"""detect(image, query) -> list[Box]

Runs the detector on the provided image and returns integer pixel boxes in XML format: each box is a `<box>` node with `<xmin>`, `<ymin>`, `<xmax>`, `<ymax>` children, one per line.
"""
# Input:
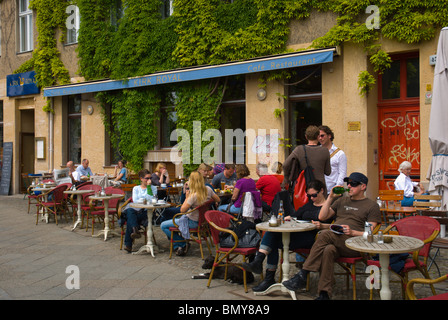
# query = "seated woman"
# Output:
<box><xmin>110</xmin><ymin>160</ymin><xmax>127</xmax><ymax>187</ymax></box>
<box><xmin>394</xmin><ymin>161</ymin><xmax>425</xmax><ymax>207</ymax></box>
<box><xmin>160</xmin><ymin>171</ymin><xmax>220</xmax><ymax>256</ymax></box>
<box><xmin>242</xmin><ymin>180</ymin><xmax>333</xmax><ymax>292</ymax></box>
<box><xmin>122</xmin><ymin>169</ymin><xmax>157</xmax><ymax>253</ymax></box>
<box><xmin>217</xmin><ymin>164</ymin><xmax>256</xmax><ymax>215</ymax></box>
<box><xmin>151</xmin><ymin>162</ymin><xmax>170</xmax><ymax>200</ymax></box>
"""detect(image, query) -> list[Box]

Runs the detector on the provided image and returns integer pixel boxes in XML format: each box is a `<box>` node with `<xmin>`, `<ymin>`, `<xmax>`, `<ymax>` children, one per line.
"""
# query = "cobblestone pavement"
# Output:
<box><xmin>0</xmin><ymin>194</ymin><xmax>447</xmax><ymax>301</ymax></box>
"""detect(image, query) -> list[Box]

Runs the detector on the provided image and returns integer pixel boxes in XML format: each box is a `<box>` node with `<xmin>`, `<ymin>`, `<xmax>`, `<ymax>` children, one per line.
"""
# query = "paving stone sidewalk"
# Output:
<box><xmin>0</xmin><ymin>194</ymin><xmax>446</xmax><ymax>301</ymax></box>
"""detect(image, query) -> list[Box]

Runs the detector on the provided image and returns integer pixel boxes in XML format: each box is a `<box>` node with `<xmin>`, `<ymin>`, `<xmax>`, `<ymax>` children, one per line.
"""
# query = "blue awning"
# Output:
<box><xmin>43</xmin><ymin>47</ymin><xmax>337</xmax><ymax>97</ymax></box>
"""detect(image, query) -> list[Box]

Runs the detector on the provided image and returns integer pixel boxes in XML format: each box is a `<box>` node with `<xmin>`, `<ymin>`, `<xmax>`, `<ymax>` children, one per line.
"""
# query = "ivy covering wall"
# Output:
<box><xmin>20</xmin><ymin>0</ymin><xmax>448</xmax><ymax>173</ymax></box>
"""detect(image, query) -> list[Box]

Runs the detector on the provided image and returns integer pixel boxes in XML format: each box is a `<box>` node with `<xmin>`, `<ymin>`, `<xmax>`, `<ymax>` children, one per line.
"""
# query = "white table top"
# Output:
<box><xmin>345</xmin><ymin>235</ymin><xmax>424</xmax><ymax>254</ymax></box>
<box><xmin>64</xmin><ymin>189</ymin><xmax>94</xmax><ymax>194</ymax></box>
<box><xmin>89</xmin><ymin>194</ymin><xmax>124</xmax><ymax>201</ymax></box>
<box><xmin>256</xmin><ymin>220</ymin><xmax>316</xmax><ymax>233</ymax></box>
<box><xmin>129</xmin><ymin>202</ymin><xmax>171</xmax><ymax>209</ymax></box>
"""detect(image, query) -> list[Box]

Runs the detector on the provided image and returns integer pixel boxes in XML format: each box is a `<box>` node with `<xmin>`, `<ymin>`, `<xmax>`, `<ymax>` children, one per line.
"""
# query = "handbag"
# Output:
<box><xmin>219</xmin><ymin>219</ymin><xmax>261</xmax><ymax>248</ymax></box>
<box><xmin>293</xmin><ymin>145</ymin><xmax>315</xmax><ymax>210</ymax></box>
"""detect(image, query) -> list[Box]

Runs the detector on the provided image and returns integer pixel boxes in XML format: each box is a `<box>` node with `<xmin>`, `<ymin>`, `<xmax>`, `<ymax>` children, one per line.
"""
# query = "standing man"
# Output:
<box><xmin>283</xmin><ymin>125</ymin><xmax>331</xmax><ymax>190</ymax></box>
<box><xmin>318</xmin><ymin>125</ymin><xmax>347</xmax><ymax>194</ymax></box>
<box><xmin>282</xmin><ymin>172</ymin><xmax>381</xmax><ymax>300</ymax></box>
<box><xmin>66</xmin><ymin>161</ymin><xmax>80</xmax><ymax>183</ymax></box>
<box><xmin>75</xmin><ymin>158</ymin><xmax>94</xmax><ymax>181</ymax></box>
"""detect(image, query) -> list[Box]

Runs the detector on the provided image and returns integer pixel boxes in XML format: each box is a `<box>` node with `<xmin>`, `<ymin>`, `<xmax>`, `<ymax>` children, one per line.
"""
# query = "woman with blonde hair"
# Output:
<box><xmin>160</xmin><ymin>171</ymin><xmax>220</xmax><ymax>256</ymax></box>
<box><xmin>151</xmin><ymin>162</ymin><xmax>170</xmax><ymax>186</ymax></box>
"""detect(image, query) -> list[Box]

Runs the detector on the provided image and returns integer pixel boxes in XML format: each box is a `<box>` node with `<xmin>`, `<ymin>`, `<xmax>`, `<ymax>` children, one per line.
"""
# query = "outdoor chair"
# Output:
<box><xmin>378</xmin><ymin>189</ymin><xmax>404</xmax><ymax>224</ymax></box>
<box><xmin>334</xmin><ymin>223</ymin><xmax>382</xmax><ymax>300</ymax></box>
<box><xmin>35</xmin><ymin>184</ymin><xmax>70</xmax><ymax>225</ymax></box>
<box><xmin>413</xmin><ymin>194</ymin><xmax>442</xmax><ymax>210</ymax></box>
<box><xmin>418</xmin><ymin>210</ymin><xmax>448</xmax><ymax>276</ymax></box>
<box><xmin>204</xmin><ymin>210</ymin><xmax>258</xmax><ymax>293</ymax></box>
<box><xmin>406</xmin><ymin>274</ymin><xmax>448</xmax><ymax>300</ymax></box>
<box><xmin>168</xmin><ymin>199</ymin><xmax>215</xmax><ymax>259</ymax></box>
<box><xmin>366</xmin><ymin>216</ymin><xmax>440</xmax><ymax>299</ymax></box>
<box><xmin>26</xmin><ymin>184</ymin><xmax>40</xmax><ymax>214</ymax></box>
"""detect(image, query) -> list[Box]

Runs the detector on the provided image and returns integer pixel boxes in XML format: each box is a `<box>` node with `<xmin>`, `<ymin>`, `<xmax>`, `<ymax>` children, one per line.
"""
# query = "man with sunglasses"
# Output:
<box><xmin>283</xmin><ymin>172</ymin><xmax>381</xmax><ymax>300</ymax></box>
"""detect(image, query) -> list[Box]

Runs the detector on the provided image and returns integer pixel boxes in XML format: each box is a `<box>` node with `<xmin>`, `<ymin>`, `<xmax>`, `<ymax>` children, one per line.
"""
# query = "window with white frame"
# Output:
<box><xmin>18</xmin><ymin>0</ymin><xmax>33</xmax><ymax>52</ymax></box>
<box><xmin>66</xmin><ymin>4</ymin><xmax>80</xmax><ymax>44</ymax></box>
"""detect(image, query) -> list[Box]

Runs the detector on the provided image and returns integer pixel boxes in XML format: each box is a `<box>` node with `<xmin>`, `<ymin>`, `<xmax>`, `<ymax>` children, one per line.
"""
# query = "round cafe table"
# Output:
<box><xmin>64</xmin><ymin>189</ymin><xmax>95</xmax><ymax>231</ymax></box>
<box><xmin>345</xmin><ymin>235</ymin><xmax>424</xmax><ymax>300</ymax></box>
<box><xmin>90</xmin><ymin>194</ymin><xmax>124</xmax><ymax>241</ymax></box>
<box><xmin>129</xmin><ymin>202</ymin><xmax>171</xmax><ymax>257</ymax></box>
<box><xmin>255</xmin><ymin>220</ymin><xmax>316</xmax><ymax>300</ymax></box>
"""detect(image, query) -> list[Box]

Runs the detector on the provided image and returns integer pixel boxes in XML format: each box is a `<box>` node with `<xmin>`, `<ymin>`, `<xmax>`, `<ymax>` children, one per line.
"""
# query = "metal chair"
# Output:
<box><xmin>204</xmin><ymin>210</ymin><xmax>258</xmax><ymax>293</ymax></box>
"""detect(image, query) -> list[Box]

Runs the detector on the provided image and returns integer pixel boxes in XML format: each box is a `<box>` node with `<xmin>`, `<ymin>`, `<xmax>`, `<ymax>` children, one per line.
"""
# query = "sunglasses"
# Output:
<box><xmin>142</xmin><ymin>177</ymin><xmax>151</xmax><ymax>180</ymax></box>
<box><xmin>348</xmin><ymin>181</ymin><xmax>361</xmax><ymax>187</ymax></box>
<box><xmin>307</xmin><ymin>193</ymin><xmax>319</xmax><ymax>198</ymax></box>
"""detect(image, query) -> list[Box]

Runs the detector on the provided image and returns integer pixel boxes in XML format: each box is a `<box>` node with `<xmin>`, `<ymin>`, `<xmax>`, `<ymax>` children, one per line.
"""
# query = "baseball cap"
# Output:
<box><xmin>343</xmin><ymin>172</ymin><xmax>368</xmax><ymax>185</ymax></box>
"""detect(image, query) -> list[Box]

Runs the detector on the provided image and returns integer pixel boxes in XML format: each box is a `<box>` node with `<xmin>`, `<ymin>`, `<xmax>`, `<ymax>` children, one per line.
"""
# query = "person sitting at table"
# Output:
<box><xmin>66</xmin><ymin>161</ymin><xmax>80</xmax><ymax>184</ymax></box>
<box><xmin>151</xmin><ymin>162</ymin><xmax>170</xmax><ymax>200</ymax></box>
<box><xmin>282</xmin><ymin>172</ymin><xmax>381</xmax><ymax>300</ymax></box>
<box><xmin>217</xmin><ymin>164</ymin><xmax>256</xmax><ymax>215</ymax></box>
<box><xmin>255</xmin><ymin>162</ymin><xmax>281</xmax><ymax>212</ymax></box>
<box><xmin>159</xmin><ymin>164</ymin><xmax>216</xmax><ymax>224</ymax></box>
<box><xmin>122</xmin><ymin>169</ymin><xmax>158</xmax><ymax>253</ymax></box>
<box><xmin>394</xmin><ymin>161</ymin><xmax>425</xmax><ymax>207</ymax></box>
<box><xmin>271</xmin><ymin>161</ymin><xmax>284</xmax><ymax>185</ymax></box>
<box><xmin>211</xmin><ymin>163</ymin><xmax>236</xmax><ymax>190</ymax></box>
<box><xmin>110</xmin><ymin>160</ymin><xmax>127</xmax><ymax>187</ymax></box>
<box><xmin>160</xmin><ymin>171</ymin><xmax>220</xmax><ymax>256</ymax></box>
<box><xmin>242</xmin><ymin>180</ymin><xmax>332</xmax><ymax>292</ymax></box>
<box><xmin>197</xmin><ymin>163</ymin><xmax>214</xmax><ymax>188</ymax></box>
<box><xmin>75</xmin><ymin>159</ymin><xmax>94</xmax><ymax>181</ymax></box>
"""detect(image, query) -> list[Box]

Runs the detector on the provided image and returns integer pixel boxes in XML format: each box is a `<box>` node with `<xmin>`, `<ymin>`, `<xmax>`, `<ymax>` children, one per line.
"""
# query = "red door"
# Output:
<box><xmin>378</xmin><ymin>106</ymin><xmax>420</xmax><ymax>190</ymax></box>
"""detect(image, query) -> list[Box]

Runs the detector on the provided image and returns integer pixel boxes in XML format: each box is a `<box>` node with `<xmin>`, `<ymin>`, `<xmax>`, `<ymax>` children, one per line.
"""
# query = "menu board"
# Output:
<box><xmin>0</xmin><ymin>142</ymin><xmax>13</xmax><ymax>195</ymax></box>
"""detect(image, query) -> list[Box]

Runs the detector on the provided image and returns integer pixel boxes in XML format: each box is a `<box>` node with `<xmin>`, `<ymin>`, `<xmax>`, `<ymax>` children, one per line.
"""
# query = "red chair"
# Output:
<box><xmin>35</xmin><ymin>184</ymin><xmax>70</xmax><ymax>225</ymax></box>
<box><xmin>86</xmin><ymin>187</ymin><xmax>124</xmax><ymax>236</ymax></box>
<box><xmin>69</xmin><ymin>184</ymin><xmax>102</xmax><ymax>227</ymax></box>
<box><xmin>204</xmin><ymin>210</ymin><xmax>258</xmax><ymax>293</ymax></box>
<box><xmin>406</xmin><ymin>274</ymin><xmax>448</xmax><ymax>300</ymax></box>
<box><xmin>58</xmin><ymin>182</ymin><xmax>72</xmax><ymax>214</ymax></box>
<box><xmin>168</xmin><ymin>199</ymin><xmax>215</xmax><ymax>259</ymax></box>
<box><xmin>335</xmin><ymin>224</ymin><xmax>382</xmax><ymax>300</ymax></box>
<box><xmin>367</xmin><ymin>216</ymin><xmax>440</xmax><ymax>299</ymax></box>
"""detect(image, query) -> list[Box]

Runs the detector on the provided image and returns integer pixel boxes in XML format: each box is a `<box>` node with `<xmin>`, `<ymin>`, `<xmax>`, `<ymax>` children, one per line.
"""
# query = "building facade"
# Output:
<box><xmin>0</xmin><ymin>1</ymin><xmax>441</xmax><ymax>200</ymax></box>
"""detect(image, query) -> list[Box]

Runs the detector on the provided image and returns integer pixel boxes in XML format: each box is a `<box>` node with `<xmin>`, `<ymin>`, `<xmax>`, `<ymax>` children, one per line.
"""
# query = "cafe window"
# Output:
<box><xmin>287</xmin><ymin>66</ymin><xmax>322</xmax><ymax>149</ymax></box>
<box><xmin>18</xmin><ymin>0</ymin><xmax>33</xmax><ymax>52</ymax></box>
<box><xmin>67</xmin><ymin>95</ymin><xmax>81</xmax><ymax>164</ymax></box>
<box><xmin>160</xmin><ymin>91</ymin><xmax>177</xmax><ymax>148</ymax></box>
<box><xmin>379</xmin><ymin>53</ymin><xmax>420</xmax><ymax>101</ymax></box>
<box><xmin>220</xmin><ymin>76</ymin><xmax>246</xmax><ymax>164</ymax></box>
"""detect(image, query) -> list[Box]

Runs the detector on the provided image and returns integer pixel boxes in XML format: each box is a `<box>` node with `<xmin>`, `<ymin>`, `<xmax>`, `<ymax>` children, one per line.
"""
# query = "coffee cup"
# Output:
<box><xmin>161</xmin><ymin>184</ymin><xmax>167</xmax><ymax>188</ymax></box>
<box><xmin>157</xmin><ymin>200</ymin><xmax>165</xmax><ymax>204</ymax></box>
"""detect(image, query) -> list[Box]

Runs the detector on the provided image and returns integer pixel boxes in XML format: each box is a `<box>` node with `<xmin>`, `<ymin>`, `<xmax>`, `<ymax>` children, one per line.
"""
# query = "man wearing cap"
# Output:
<box><xmin>282</xmin><ymin>172</ymin><xmax>381</xmax><ymax>300</ymax></box>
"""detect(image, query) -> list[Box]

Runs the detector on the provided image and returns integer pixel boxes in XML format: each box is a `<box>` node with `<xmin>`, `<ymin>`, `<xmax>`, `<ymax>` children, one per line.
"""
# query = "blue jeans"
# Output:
<box><xmin>124</xmin><ymin>208</ymin><xmax>148</xmax><ymax>248</ymax></box>
<box><xmin>218</xmin><ymin>203</ymin><xmax>241</xmax><ymax>215</ymax></box>
<box><xmin>161</xmin><ymin>217</ymin><xmax>199</xmax><ymax>249</ymax></box>
<box><xmin>260</xmin><ymin>230</ymin><xmax>317</xmax><ymax>270</ymax></box>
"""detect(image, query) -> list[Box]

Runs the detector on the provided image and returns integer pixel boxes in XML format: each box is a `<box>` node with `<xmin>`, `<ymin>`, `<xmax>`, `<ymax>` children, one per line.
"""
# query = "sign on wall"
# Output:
<box><xmin>6</xmin><ymin>71</ymin><xmax>40</xmax><ymax>97</ymax></box>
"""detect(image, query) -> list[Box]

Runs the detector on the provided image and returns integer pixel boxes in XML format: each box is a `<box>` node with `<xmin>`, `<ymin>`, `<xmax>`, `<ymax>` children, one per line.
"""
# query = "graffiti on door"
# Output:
<box><xmin>381</xmin><ymin>114</ymin><xmax>420</xmax><ymax>166</ymax></box>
